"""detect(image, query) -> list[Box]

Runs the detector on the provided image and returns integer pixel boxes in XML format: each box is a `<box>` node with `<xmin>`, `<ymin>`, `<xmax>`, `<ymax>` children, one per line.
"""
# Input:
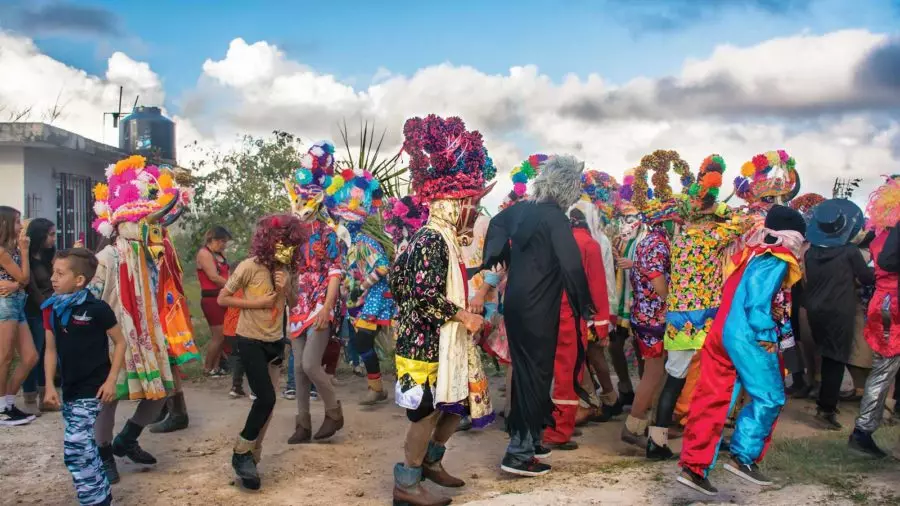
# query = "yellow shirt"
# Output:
<box><xmin>224</xmin><ymin>258</ymin><xmax>285</xmax><ymax>342</ymax></box>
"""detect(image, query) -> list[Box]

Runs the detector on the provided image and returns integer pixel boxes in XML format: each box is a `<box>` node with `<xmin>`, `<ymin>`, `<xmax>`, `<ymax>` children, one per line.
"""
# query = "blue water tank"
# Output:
<box><xmin>119</xmin><ymin>106</ymin><xmax>176</xmax><ymax>163</ymax></box>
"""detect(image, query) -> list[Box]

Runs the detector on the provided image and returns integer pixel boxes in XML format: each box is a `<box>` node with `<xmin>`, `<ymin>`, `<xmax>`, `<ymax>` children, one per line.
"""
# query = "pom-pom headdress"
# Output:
<box><xmin>581</xmin><ymin>170</ymin><xmax>620</xmax><ymax>223</ymax></box>
<box><xmin>382</xmin><ymin>194</ymin><xmax>430</xmax><ymax>248</ymax></box>
<box><xmin>403</xmin><ymin>115</ymin><xmax>493</xmax><ymax>202</ymax></box>
<box><xmin>686</xmin><ymin>154</ymin><xmax>725</xmax><ymax>211</ymax></box>
<box><xmin>327</xmin><ymin>165</ymin><xmax>383</xmax><ymax>224</ymax></box>
<box><xmin>790</xmin><ymin>193</ymin><xmax>826</xmax><ymax>223</ymax></box>
<box><xmin>866</xmin><ymin>175</ymin><xmax>900</xmax><ymax>233</ymax></box>
<box><xmin>734</xmin><ymin>149</ymin><xmax>800</xmax><ymax>205</ymax></box>
<box><xmin>500</xmin><ymin>154</ymin><xmax>546</xmax><ymax>210</ymax></box>
<box><xmin>286</xmin><ymin>140</ymin><xmax>336</xmax><ymax>212</ymax></box>
<box><xmin>91</xmin><ymin>155</ymin><xmax>192</xmax><ymax>237</ymax></box>
<box><xmin>634</xmin><ymin>150</ymin><xmax>691</xmax><ymax>224</ymax></box>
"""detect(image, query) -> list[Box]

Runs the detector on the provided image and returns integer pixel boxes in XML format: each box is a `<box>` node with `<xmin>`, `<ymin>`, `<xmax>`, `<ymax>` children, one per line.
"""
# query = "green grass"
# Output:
<box><xmin>762</xmin><ymin>425</ymin><xmax>900</xmax><ymax>503</ymax></box>
<box><xmin>181</xmin><ymin>267</ymin><xmax>211</xmax><ymax>380</ymax></box>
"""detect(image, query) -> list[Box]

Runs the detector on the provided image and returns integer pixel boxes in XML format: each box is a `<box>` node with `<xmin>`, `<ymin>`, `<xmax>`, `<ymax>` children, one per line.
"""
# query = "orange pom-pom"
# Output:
<box><xmin>93</xmin><ymin>183</ymin><xmax>109</xmax><ymax>201</ymax></box>
<box><xmin>740</xmin><ymin>162</ymin><xmax>755</xmax><ymax>177</ymax></box>
<box><xmin>701</xmin><ymin>172</ymin><xmax>722</xmax><ymax>189</ymax></box>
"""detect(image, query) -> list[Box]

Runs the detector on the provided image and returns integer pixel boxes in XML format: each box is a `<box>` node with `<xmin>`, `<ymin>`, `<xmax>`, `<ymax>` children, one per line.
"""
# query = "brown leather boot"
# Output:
<box><xmin>314</xmin><ymin>401</ymin><xmax>344</xmax><ymax>440</ymax></box>
<box><xmin>393</xmin><ymin>463</ymin><xmax>452</xmax><ymax>506</ymax></box>
<box><xmin>359</xmin><ymin>378</ymin><xmax>388</xmax><ymax>406</ymax></box>
<box><xmin>287</xmin><ymin>413</ymin><xmax>312</xmax><ymax>444</ymax></box>
<box><xmin>422</xmin><ymin>442</ymin><xmax>465</xmax><ymax>488</ymax></box>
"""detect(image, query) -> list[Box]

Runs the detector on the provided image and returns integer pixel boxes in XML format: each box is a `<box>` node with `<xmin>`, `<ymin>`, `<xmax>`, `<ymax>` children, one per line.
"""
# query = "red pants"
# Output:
<box><xmin>545</xmin><ymin>306</ymin><xmax>583</xmax><ymax>444</ymax></box>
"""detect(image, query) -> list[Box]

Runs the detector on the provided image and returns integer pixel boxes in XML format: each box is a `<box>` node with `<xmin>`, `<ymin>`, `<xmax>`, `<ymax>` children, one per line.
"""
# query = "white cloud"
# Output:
<box><xmin>1</xmin><ymin>28</ymin><xmax>898</xmax><ymax>213</ymax></box>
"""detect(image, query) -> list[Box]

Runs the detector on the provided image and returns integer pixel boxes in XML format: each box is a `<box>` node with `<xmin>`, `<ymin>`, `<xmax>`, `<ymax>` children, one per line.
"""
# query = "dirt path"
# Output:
<box><xmin>1</xmin><ymin>374</ymin><xmax>896</xmax><ymax>505</ymax></box>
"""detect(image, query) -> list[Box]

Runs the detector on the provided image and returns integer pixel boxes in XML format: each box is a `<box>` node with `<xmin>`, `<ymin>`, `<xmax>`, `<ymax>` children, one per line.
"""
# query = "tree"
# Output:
<box><xmin>180</xmin><ymin>130</ymin><xmax>305</xmax><ymax>257</ymax></box>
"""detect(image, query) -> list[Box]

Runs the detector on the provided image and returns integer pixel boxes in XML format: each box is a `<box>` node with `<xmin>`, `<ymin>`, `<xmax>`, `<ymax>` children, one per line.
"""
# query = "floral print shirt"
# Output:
<box><xmin>290</xmin><ymin>219</ymin><xmax>343</xmax><ymax>337</ymax></box>
<box><xmin>664</xmin><ymin>219</ymin><xmax>744</xmax><ymax>351</ymax></box>
<box><xmin>391</xmin><ymin>228</ymin><xmax>460</xmax><ymax>367</ymax></box>
<box><xmin>629</xmin><ymin>226</ymin><xmax>670</xmax><ymax>331</ymax></box>
<box><xmin>344</xmin><ymin>233</ymin><xmax>396</xmax><ymax>326</ymax></box>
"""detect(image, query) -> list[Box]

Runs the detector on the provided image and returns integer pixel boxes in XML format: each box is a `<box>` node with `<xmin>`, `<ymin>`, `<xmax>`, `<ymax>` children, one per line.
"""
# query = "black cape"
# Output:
<box><xmin>481</xmin><ymin>201</ymin><xmax>594</xmax><ymax>441</ymax></box>
<box><xmin>804</xmin><ymin>244</ymin><xmax>874</xmax><ymax>362</ymax></box>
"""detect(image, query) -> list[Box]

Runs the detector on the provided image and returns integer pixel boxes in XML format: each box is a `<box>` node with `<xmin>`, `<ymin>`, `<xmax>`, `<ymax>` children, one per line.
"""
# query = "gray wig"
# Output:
<box><xmin>531</xmin><ymin>154</ymin><xmax>585</xmax><ymax>210</ymax></box>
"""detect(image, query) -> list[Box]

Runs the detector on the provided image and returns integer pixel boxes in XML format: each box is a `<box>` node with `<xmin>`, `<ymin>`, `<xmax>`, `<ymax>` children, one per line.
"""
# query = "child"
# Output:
<box><xmin>218</xmin><ymin>214</ymin><xmax>305</xmax><ymax>490</ymax></box>
<box><xmin>41</xmin><ymin>248</ymin><xmax>126</xmax><ymax>506</ymax></box>
<box><xmin>0</xmin><ymin>205</ymin><xmax>38</xmax><ymax>426</ymax></box>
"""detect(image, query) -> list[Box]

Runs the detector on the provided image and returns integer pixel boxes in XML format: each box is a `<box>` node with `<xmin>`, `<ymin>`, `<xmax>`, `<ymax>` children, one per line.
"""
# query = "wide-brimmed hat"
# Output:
<box><xmin>807</xmin><ymin>198</ymin><xmax>863</xmax><ymax>247</ymax></box>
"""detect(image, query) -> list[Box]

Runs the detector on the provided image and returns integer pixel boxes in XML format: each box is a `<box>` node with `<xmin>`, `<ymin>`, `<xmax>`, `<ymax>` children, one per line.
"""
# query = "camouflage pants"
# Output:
<box><xmin>63</xmin><ymin>398</ymin><xmax>110</xmax><ymax>505</ymax></box>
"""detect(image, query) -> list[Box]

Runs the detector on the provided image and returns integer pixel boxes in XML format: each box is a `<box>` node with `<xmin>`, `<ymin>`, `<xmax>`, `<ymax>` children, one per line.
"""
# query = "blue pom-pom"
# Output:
<box><xmin>512</xmin><ymin>172</ymin><xmax>528</xmax><ymax>184</ymax></box>
<box><xmin>354</xmin><ymin>177</ymin><xmax>369</xmax><ymax>189</ymax></box>
<box><xmin>372</xmin><ymin>188</ymin><xmax>383</xmax><ymax>199</ymax></box>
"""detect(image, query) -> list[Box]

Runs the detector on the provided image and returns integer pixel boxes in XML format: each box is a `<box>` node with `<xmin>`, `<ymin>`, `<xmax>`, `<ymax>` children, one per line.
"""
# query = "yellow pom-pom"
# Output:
<box><xmin>348</xmin><ymin>199</ymin><xmax>359</xmax><ymax>210</ymax></box>
<box><xmin>327</xmin><ymin>176</ymin><xmax>345</xmax><ymax>195</ymax></box>
<box><xmin>157</xmin><ymin>172</ymin><xmax>174</xmax><ymax>190</ymax></box>
<box><xmin>157</xmin><ymin>192</ymin><xmax>175</xmax><ymax>206</ymax></box>
<box><xmin>740</xmin><ymin>162</ymin><xmax>755</xmax><ymax>177</ymax></box>
<box><xmin>93</xmin><ymin>183</ymin><xmax>109</xmax><ymax>201</ymax></box>
<box><xmin>114</xmin><ymin>155</ymin><xmax>145</xmax><ymax>175</ymax></box>
<box><xmin>766</xmin><ymin>151</ymin><xmax>780</xmax><ymax>167</ymax></box>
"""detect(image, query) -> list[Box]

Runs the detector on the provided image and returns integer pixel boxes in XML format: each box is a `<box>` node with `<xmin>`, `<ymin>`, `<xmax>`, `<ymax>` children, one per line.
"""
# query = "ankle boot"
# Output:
<box><xmin>150</xmin><ymin>400</ymin><xmax>169</xmax><ymax>425</ymax></box>
<box><xmin>392</xmin><ymin>463</ymin><xmax>451</xmax><ymax>506</ymax></box>
<box><xmin>287</xmin><ymin>413</ymin><xmax>312</xmax><ymax>444</ymax></box>
<box><xmin>232</xmin><ymin>436</ymin><xmax>261</xmax><ymax>490</ymax></box>
<box><xmin>149</xmin><ymin>393</ymin><xmax>189</xmax><ymax>433</ymax></box>
<box><xmin>112</xmin><ymin>420</ymin><xmax>157</xmax><ymax>464</ymax></box>
<box><xmin>422</xmin><ymin>442</ymin><xmax>465</xmax><ymax>488</ymax></box>
<box><xmin>22</xmin><ymin>392</ymin><xmax>41</xmax><ymax>417</ymax></box>
<box><xmin>314</xmin><ymin>401</ymin><xmax>344</xmax><ymax>440</ymax></box>
<box><xmin>359</xmin><ymin>377</ymin><xmax>388</xmax><ymax>406</ymax></box>
<box><xmin>98</xmin><ymin>444</ymin><xmax>120</xmax><ymax>484</ymax></box>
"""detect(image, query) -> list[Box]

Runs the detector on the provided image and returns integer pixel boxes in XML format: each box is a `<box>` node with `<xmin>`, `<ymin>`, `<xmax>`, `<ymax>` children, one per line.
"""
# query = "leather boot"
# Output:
<box><xmin>112</xmin><ymin>420</ymin><xmax>157</xmax><ymax>464</ymax></box>
<box><xmin>98</xmin><ymin>444</ymin><xmax>120</xmax><ymax>484</ymax></box>
<box><xmin>422</xmin><ymin>442</ymin><xmax>465</xmax><ymax>488</ymax></box>
<box><xmin>149</xmin><ymin>392</ymin><xmax>189</xmax><ymax>433</ymax></box>
<box><xmin>287</xmin><ymin>413</ymin><xmax>312</xmax><ymax>444</ymax></box>
<box><xmin>22</xmin><ymin>392</ymin><xmax>41</xmax><ymax>417</ymax></box>
<box><xmin>392</xmin><ymin>463</ymin><xmax>451</xmax><ymax>506</ymax></box>
<box><xmin>232</xmin><ymin>436</ymin><xmax>261</xmax><ymax>490</ymax></box>
<box><xmin>314</xmin><ymin>401</ymin><xmax>344</xmax><ymax>440</ymax></box>
<box><xmin>359</xmin><ymin>377</ymin><xmax>388</xmax><ymax>406</ymax></box>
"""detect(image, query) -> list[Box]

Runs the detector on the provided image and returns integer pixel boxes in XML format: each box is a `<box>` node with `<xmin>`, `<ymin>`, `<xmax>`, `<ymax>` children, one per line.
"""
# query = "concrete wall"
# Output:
<box><xmin>24</xmin><ymin>147</ymin><xmax>108</xmax><ymax>221</ymax></box>
<box><xmin>0</xmin><ymin>146</ymin><xmax>24</xmax><ymax>211</ymax></box>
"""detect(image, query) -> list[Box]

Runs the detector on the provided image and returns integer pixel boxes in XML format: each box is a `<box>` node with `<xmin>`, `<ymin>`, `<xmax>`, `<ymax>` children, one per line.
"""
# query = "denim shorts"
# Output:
<box><xmin>0</xmin><ymin>291</ymin><xmax>27</xmax><ymax>323</ymax></box>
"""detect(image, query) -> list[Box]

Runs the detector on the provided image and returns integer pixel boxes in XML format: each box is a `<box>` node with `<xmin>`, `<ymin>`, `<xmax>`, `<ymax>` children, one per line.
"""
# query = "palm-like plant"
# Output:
<box><xmin>337</xmin><ymin>118</ymin><xmax>408</xmax><ymax>199</ymax></box>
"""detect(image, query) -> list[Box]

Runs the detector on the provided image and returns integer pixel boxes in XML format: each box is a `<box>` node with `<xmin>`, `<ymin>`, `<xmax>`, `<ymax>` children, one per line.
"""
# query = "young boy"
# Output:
<box><xmin>41</xmin><ymin>248</ymin><xmax>126</xmax><ymax>506</ymax></box>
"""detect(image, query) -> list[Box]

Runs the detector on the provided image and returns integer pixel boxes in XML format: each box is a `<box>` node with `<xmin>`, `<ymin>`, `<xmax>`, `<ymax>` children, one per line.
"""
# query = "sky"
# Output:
<box><xmin>0</xmin><ymin>0</ymin><xmax>899</xmax><ymax>211</ymax></box>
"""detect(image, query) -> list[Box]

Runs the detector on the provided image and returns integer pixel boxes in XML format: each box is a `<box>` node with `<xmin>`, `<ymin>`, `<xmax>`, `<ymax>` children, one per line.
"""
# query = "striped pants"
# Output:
<box><xmin>63</xmin><ymin>398</ymin><xmax>110</xmax><ymax>505</ymax></box>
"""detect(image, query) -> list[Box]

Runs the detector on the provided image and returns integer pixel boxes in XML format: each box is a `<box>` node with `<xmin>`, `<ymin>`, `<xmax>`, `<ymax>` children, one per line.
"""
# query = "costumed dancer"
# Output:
<box><xmin>383</xmin><ymin>194</ymin><xmax>429</xmax><ymax>259</ymax></box>
<box><xmin>576</xmin><ymin>170</ymin><xmax>622</xmax><ymax>420</ymax></box>
<box><xmin>620</xmin><ymin>150</ymin><xmax>687</xmax><ymax>448</ymax></box>
<box><xmin>848</xmin><ymin>176</ymin><xmax>900</xmax><ymax>457</ymax></box>
<box><xmin>647</xmin><ymin>154</ymin><xmax>748</xmax><ymax>460</ymax></box>
<box><xmin>285</xmin><ymin>141</ymin><xmax>345</xmax><ymax>443</ymax></box>
<box><xmin>390</xmin><ymin>115</ymin><xmax>495</xmax><ymax>506</ymax></box>
<box><xmin>677</xmin><ymin>205</ymin><xmax>806</xmax><ymax>495</ymax></box>
<box><xmin>804</xmin><ymin>197</ymin><xmax>872</xmax><ymax>430</ymax></box>
<box><xmin>482</xmin><ymin>154</ymin><xmax>593</xmax><ymax>477</ymax></box>
<box><xmin>328</xmin><ymin>164</ymin><xmax>395</xmax><ymax>405</ymax></box>
<box><xmin>608</xmin><ymin>171</ymin><xmax>648</xmax><ymax>410</ymax></box>
<box><xmin>218</xmin><ymin>214</ymin><xmax>307</xmax><ymax>490</ymax></box>
<box><xmin>88</xmin><ymin>156</ymin><xmax>194</xmax><ymax>483</ymax></box>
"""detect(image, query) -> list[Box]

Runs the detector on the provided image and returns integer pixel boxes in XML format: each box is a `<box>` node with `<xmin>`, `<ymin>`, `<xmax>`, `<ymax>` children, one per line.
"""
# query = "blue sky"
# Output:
<box><xmin>9</xmin><ymin>0</ymin><xmax>899</xmax><ymax>113</ymax></box>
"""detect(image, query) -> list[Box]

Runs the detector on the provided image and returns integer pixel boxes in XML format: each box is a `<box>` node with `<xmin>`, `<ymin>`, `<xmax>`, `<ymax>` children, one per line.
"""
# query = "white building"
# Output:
<box><xmin>0</xmin><ymin>122</ymin><xmax>126</xmax><ymax>249</ymax></box>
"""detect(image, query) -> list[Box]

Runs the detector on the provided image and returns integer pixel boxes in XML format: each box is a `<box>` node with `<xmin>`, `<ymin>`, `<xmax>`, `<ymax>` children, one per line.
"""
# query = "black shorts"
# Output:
<box><xmin>406</xmin><ymin>383</ymin><xmax>436</xmax><ymax>423</ymax></box>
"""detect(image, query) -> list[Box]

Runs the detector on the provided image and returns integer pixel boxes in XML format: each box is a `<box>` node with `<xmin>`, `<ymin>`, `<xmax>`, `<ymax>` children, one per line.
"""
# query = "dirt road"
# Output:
<box><xmin>2</xmin><ymin>374</ymin><xmax>897</xmax><ymax>505</ymax></box>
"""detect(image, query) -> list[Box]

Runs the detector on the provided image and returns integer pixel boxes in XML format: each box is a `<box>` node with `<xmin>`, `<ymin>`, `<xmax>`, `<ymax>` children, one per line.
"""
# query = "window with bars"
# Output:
<box><xmin>56</xmin><ymin>173</ymin><xmax>100</xmax><ymax>250</ymax></box>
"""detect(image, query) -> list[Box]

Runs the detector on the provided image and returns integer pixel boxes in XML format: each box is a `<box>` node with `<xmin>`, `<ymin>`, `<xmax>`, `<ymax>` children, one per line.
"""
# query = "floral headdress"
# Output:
<box><xmin>615</xmin><ymin>169</ymin><xmax>643</xmax><ymax>217</ymax></box>
<box><xmin>734</xmin><ymin>149</ymin><xmax>799</xmax><ymax>205</ymax></box>
<box><xmin>403</xmin><ymin>115</ymin><xmax>494</xmax><ymax>202</ymax></box>
<box><xmin>581</xmin><ymin>170</ymin><xmax>620</xmax><ymax>223</ymax></box>
<box><xmin>790</xmin><ymin>193</ymin><xmax>826</xmax><ymax>223</ymax></box>
<box><xmin>92</xmin><ymin>155</ymin><xmax>191</xmax><ymax>237</ymax></box>
<box><xmin>382</xmin><ymin>194</ymin><xmax>429</xmax><ymax>247</ymax></box>
<box><xmin>500</xmin><ymin>153</ymin><xmax>546</xmax><ymax>210</ymax></box>
<box><xmin>865</xmin><ymin>175</ymin><xmax>900</xmax><ymax>233</ymax></box>
<box><xmin>286</xmin><ymin>140</ymin><xmax>336</xmax><ymax>208</ymax></box>
<box><xmin>326</xmin><ymin>165</ymin><xmax>384</xmax><ymax>223</ymax></box>
<box><xmin>634</xmin><ymin>149</ymin><xmax>691</xmax><ymax>224</ymax></box>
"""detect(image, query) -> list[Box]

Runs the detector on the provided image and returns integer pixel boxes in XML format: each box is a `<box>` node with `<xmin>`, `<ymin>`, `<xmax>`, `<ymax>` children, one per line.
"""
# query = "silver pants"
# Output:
<box><xmin>855</xmin><ymin>352</ymin><xmax>900</xmax><ymax>433</ymax></box>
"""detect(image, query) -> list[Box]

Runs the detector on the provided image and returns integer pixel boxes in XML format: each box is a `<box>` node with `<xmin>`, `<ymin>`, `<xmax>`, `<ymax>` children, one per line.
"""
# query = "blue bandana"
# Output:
<box><xmin>41</xmin><ymin>288</ymin><xmax>90</xmax><ymax>327</ymax></box>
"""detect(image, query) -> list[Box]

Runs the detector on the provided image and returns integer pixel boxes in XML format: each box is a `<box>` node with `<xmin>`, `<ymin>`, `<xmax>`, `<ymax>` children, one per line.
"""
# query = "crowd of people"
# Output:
<box><xmin>0</xmin><ymin>114</ymin><xmax>898</xmax><ymax>506</ymax></box>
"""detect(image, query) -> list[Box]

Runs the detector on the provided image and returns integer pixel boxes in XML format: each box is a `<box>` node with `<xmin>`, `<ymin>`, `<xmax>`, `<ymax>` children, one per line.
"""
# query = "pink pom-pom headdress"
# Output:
<box><xmin>382</xmin><ymin>194</ymin><xmax>429</xmax><ymax>248</ymax></box>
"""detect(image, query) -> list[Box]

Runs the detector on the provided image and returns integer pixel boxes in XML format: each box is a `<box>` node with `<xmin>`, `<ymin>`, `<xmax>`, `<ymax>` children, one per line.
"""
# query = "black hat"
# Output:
<box><xmin>806</xmin><ymin>198</ymin><xmax>863</xmax><ymax>248</ymax></box>
<box><xmin>765</xmin><ymin>205</ymin><xmax>806</xmax><ymax>236</ymax></box>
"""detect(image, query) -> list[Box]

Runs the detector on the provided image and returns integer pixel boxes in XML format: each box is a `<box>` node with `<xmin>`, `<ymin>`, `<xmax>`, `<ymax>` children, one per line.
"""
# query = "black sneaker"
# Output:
<box><xmin>534</xmin><ymin>445</ymin><xmax>552</xmax><ymax>460</ymax></box>
<box><xmin>232</xmin><ymin>451</ymin><xmax>261</xmax><ymax>490</ymax></box>
<box><xmin>724</xmin><ymin>457</ymin><xmax>773</xmax><ymax>485</ymax></box>
<box><xmin>814</xmin><ymin>409</ymin><xmax>842</xmax><ymax>431</ymax></box>
<box><xmin>848</xmin><ymin>428</ymin><xmax>888</xmax><ymax>458</ymax></box>
<box><xmin>646</xmin><ymin>439</ymin><xmax>676</xmax><ymax>461</ymax></box>
<box><xmin>677</xmin><ymin>467</ymin><xmax>717</xmax><ymax>496</ymax></box>
<box><xmin>0</xmin><ymin>406</ymin><xmax>35</xmax><ymax>426</ymax></box>
<box><xmin>500</xmin><ymin>455</ymin><xmax>551</xmax><ymax>477</ymax></box>
<box><xmin>229</xmin><ymin>387</ymin><xmax>246</xmax><ymax>399</ymax></box>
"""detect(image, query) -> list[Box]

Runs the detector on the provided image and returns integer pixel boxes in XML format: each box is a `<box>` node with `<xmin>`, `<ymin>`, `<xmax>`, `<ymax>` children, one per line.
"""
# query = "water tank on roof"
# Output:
<box><xmin>119</xmin><ymin>106</ymin><xmax>176</xmax><ymax>163</ymax></box>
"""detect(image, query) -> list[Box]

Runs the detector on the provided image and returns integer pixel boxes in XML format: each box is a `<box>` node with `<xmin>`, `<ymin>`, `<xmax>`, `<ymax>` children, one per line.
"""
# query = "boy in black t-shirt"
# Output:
<box><xmin>41</xmin><ymin>248</ymin><xmax>126</xmax><ymax>506</ymax></box>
